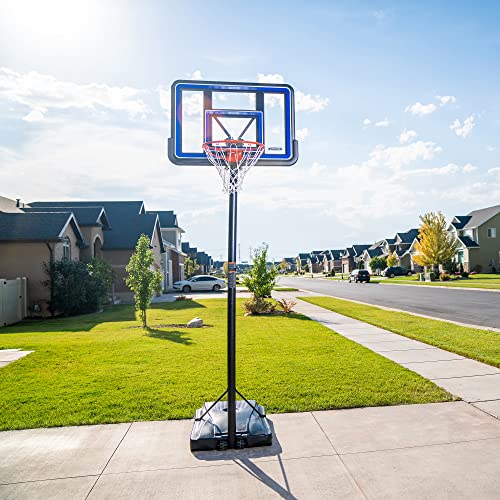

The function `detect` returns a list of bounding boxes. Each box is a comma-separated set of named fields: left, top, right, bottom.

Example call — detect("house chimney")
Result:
left=16, top=198, right=21, bottom=208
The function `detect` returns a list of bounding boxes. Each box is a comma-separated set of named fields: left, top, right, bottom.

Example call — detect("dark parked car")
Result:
left=348, top=269, right=371, bottom=283
left=383, top=266, right=413, bottom=278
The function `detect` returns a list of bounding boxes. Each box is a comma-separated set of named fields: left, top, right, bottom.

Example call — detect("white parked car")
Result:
left=173, top=275, right=226, bottom=293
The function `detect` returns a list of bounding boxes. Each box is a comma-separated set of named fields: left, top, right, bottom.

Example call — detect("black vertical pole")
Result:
left=227, top=170, right=238, bottom=449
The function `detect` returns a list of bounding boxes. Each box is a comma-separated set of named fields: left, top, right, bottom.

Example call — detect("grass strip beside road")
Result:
left=0, top=299, right=451, bottom=430
left=371, top=273, right=500, bottom=290
left=300, top=296, right=500, bottom=368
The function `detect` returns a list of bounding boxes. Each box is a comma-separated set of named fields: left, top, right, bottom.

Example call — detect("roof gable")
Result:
left=464, top=204, right=500, bottom=229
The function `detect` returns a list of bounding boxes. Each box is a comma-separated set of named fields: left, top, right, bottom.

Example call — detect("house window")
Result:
left=487, top=228, right=496, bottom=238
left=62, top=237, right=71, bottom=260
left=457, top=249, right=464, bottom=264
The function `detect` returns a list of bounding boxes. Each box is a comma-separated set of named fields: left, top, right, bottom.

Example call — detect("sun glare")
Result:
left=1, top=0, right=104, bottom=44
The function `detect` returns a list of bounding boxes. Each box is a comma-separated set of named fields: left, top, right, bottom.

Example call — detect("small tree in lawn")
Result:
left=184, top=256, right=198, bottom=278
left=126, top=234, right=162, bottom=328
left=243, top=243, right=278, bottom=298
left=413, top=211, right=458, bottom=273
left=369, top=256, right=387, bottom=274
left=386, top=251, right=398, bottom=267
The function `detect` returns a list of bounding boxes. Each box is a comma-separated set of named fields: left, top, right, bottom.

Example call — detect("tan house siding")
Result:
left=471, top=212, right=500, bottom=272
left=0, top=242, right=51, bottom=311
left=79, top=227, right=104, bottom=261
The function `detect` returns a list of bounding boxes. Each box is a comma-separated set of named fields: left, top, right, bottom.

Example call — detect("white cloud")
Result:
left=405, top=102, right=437, bottom=116
left=399, top=129, right=418, bottom=144
left=22, top=108, right=46, bottom=122
left=462, top=163, right=478, bottom=173
left=363, top=118, right=371, bottom=126
left=0, top=68, right=150, bottom=119
left=486, top=145, right=496, bottom=152
left=450, top=115, right=475, bottom=138
left=187, top=70, right=203, bottom=80
left=375, top=118, right=390, bottom=127
left=296, top=128, right=309, bottom=141
left=256, top=73, right=329, bottom=112
left=368, top=141, right=442, bottom=169
left=488, top=167, right=500, bottom=176
left=437, top=95, right=456, bottom=107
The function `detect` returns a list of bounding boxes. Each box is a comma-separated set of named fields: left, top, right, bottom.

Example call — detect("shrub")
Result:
left=242, top=297, right=276, bottom=315
left=243, top=243, right=278, bottom=298
left=276, top=299, right=297, bottom=314
left=439, top=272, right=451, bottom=281
left=43, top=259, right=112, bottom=317
left=461, top=271, right=469, bottom=278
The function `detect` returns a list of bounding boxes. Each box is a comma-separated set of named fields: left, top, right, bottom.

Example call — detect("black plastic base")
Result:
left=190, top=400, right=272, bottom=452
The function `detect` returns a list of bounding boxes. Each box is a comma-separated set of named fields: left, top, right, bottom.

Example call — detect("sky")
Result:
left=1, top=0, right=499, bottom=262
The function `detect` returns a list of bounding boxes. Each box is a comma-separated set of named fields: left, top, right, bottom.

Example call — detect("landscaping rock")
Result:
left=187, top=317, right=203, bottom=328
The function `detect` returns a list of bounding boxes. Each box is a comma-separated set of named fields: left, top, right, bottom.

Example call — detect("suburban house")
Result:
left=282, top=257, right=297, bottom=273
left=342, top=245, right=370, bottom=273
left=29, top=201, right=166, bottom=300
left=0, top=196, right=194, bottom=314
left=149, top=211, right=186, bottom=288
left=0, top=211, right=86, bottom=314
left=181, top=242, right=213, bottom=275
left=310, top=251, right=327, bottom=273
left=296, top=253, right=310, bottom=273
left=324, top=249, right=343, bottom=273
left=448, top=204, right=500, bottom=272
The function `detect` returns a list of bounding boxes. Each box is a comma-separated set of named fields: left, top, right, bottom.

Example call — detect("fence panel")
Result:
left=1, top=278, right=27, bottom=327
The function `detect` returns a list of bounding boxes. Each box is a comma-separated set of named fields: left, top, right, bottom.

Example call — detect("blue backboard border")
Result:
left=168, top=80, right=298, bottom=166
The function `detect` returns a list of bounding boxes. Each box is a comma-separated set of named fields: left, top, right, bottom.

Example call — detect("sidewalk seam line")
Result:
left=84, top=422, right=132, bottom=499
left=311, top=412, right=369, bottom=500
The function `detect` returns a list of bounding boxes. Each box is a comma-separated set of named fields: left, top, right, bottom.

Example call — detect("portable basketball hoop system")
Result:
left=168, top=80, right=298, bottom=451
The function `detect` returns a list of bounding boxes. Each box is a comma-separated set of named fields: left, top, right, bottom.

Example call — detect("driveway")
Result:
left=278, top=277, right=500, bottom=329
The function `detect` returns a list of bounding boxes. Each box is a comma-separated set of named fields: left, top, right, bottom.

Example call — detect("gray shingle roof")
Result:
left=23, top=206, right=110, bottom=228
left=458, top=235, right=480, bottom=248
left=396, top=229, right=419, bottom=244
left=29, top=201, right=159, bottom=250
left=352, top=244, right=370, bottom=255
left=0, top=212, right=84, bottom=244
left=147, top=210, right=178, bottom=228
left=464, top=204, right=500, bottom=229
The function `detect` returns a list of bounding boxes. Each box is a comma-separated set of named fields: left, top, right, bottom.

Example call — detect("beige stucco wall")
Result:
left=0, top=224, right=80, bottom=314
left=79, top=226, right=104, bottom=261
left=0, top=242, right=51, bottom=310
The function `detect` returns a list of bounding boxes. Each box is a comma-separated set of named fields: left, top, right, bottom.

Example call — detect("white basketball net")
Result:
left=203, top=140, right=265, bottom=193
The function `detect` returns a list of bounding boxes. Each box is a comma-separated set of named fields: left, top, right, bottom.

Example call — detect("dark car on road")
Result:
left=383, top=266, right=414, bottom=278
left=348, top=269, right=371, bottom=283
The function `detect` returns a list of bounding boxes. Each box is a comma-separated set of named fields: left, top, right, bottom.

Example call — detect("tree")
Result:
left=413, top=211, right=458, bottom=271
left=386, top=251, right=398, bottom=267
left=243, top=243, right=278, bottom=298
left=223, top=261, right=229, bottom=277
left=125, top=234, right=163, bottom=328
left=184, top=256, right=198, bottom=278
left=280, top=258, right=288, bottom=273
left=369, top=256, right=387, bottom=274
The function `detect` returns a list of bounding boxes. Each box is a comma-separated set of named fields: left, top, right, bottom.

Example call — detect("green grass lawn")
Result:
left=273, top=286, right=298, bottom=291
left=300, top=296, right=500, bottom=368
left=371, top=273, right=500, bottom=290
left=0, top=299, right=451, bottom=430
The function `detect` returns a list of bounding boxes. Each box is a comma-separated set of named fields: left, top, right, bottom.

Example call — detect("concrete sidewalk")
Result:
left=1, top=402, right=500, bottom=499
left=277, top=292, right=500, bottom=420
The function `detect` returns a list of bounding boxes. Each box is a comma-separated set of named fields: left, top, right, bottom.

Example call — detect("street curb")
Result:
left=283, top=290, right=500, bottom=333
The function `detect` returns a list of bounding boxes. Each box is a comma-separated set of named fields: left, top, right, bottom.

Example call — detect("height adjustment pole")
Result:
left=227, top=168, right=238, bottom=449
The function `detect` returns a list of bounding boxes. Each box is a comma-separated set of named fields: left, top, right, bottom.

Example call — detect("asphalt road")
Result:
left=278, top=276, right=500, bottom=329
